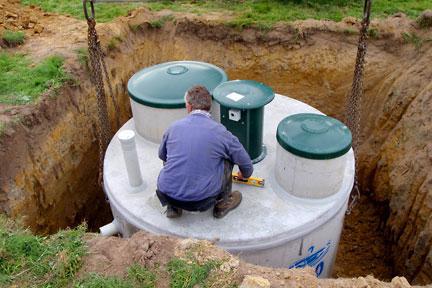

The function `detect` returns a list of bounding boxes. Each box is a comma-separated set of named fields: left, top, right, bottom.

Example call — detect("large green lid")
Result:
left=276, top=113, right=352, bottom=160
left=128, top=61, right=228, bottom=109
left=212, top=80, right=275, bottom=109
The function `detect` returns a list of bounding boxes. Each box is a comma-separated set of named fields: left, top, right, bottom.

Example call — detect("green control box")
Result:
left=213, top=80, right=275, bottom=163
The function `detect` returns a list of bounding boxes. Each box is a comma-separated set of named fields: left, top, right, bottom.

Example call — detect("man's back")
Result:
left=157, top=112, right=253, bottom=201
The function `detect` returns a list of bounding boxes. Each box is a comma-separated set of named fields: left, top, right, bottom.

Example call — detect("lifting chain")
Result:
left=83, top=0, right=121, bottom=187
left=345, top=0, right=372, bottom=215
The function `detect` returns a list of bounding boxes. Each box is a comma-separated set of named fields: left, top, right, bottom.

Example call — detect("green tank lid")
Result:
left=128, top=61, right=228, bottom=109
left=212, top=80, right=275, bottom=110
left=276, top=113, right=352, bottom=160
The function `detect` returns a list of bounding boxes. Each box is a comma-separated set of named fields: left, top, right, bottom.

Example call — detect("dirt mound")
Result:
left=82, top=231, right=412, bottom=288
left=0, top=0, right=47, bottom=47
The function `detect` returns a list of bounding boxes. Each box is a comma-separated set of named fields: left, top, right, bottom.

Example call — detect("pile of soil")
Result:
left=82, top=231, right=412, bottom=288
left=0, top=0, right=46, bottom=47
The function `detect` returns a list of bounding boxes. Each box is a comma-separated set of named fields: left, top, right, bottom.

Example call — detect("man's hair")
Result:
left=185, top=85, right=212, bottom=111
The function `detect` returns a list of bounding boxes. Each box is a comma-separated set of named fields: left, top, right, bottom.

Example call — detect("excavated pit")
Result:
left=1, top=8, right=431, bottom=284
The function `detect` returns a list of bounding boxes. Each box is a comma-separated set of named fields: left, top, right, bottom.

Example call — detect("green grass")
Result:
left=0, top=216, right=232, bottom=287
left=146, top=0, right=432, bottom=28
left=402, top=32, right=432, bottom=51
left=0, top=216, right=86, bottom=287
left=2, top=30, right=25, bottom=46
left=75, top=47, right=89, bottom=67
left=167, top=258, right=218, bottom=288
left=21, top=0, right=141, bottom=23
left=19, top=0, right=432, bottom=27
left=75, top=264, right=156, bottom=288
left=107, top=36, right=123, bottom=51
left=0, top=122, right=6, bottom=137
left=0, top=53, right=69, bottom=105
left=149, top=14, right=175, bottom=28
left=0, top=215, right=158, bottom=287
left=368, top=28, right=379, bottom=38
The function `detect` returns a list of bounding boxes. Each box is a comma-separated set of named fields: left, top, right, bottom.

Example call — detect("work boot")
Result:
left=213, top=191, right=242, bottom=219
left=166, top=205, right=182, bottom=218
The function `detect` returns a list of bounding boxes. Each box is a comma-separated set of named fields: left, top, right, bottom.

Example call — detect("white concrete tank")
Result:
left=103, top=87, right=355, bottom=277
left=275, top=113, right=352, bottom=199
left=127, top=61, right=228, bottom=143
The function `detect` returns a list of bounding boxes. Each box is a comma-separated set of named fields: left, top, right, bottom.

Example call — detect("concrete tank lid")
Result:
left=213, top=80, right=275, bottom=110
left=276, top=113, right=352, bottom=160
left=127, top=61, right=228, bottom=109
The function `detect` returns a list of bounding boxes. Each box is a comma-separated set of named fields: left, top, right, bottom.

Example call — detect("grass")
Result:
left=21, top=0, right=141, bottom=23
left=75, top=264, right=156, bottom=288
left=368, top=28, right=379, bottom=39
left=149, top=14, right=175, bottom=28
left=402, top=32, right=432, bottom=51
left=72, top=254, right=224, bottom=288
left=20, top=0, right=432, bottom=27
left=167, top=258, right=219, bottom=288
left=0, top=122, right=6, bottom=137
left=145, top=0, right=432, bottom=28
left=402, top=32, right=423, bottom=50
left=0, top=216, right=231, bottom=287
left=75, top=47, right=89, bottom=67
left=0, top=215, right=157, bottom=287
left=0, top=216, right=86, bottom=287
left=0, top=53, right=69, bottom=105
left=1, top=30, right=25, bottom=46
left=107, top=36, right=123, bottom=51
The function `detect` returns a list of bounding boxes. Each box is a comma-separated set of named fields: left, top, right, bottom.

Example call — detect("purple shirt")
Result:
left=157, top=111, right=253, bottom=201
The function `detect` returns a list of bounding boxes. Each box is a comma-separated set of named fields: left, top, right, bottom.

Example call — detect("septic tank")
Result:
left=102, top=62, right=355, bottom=278
left=127, top=61, right=227, bottom=142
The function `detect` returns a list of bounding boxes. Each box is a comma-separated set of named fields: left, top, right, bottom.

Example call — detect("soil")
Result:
left=1, top=0, right=432, bottom=285
left=82, top=231, right=412, bottom=288
left=333, top=196, right=394, bottom=280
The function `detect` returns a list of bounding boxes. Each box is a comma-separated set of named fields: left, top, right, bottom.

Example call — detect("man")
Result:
left=156, top=85, right=253, bottom=219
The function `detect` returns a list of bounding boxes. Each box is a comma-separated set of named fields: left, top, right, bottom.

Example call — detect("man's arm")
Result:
left=158, top=129, right=169, bottom=162
left=224, top=131, right=253, bottom=178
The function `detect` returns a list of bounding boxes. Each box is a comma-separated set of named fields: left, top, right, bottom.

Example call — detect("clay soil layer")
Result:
left=1, top=0, right=432, bottom=285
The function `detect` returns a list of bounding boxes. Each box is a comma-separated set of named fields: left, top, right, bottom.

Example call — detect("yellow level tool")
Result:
left=232, top=173, right=265, bottom=187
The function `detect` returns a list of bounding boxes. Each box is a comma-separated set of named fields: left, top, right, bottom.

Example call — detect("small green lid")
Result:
left=276, top=113, right=352, bottom=160
left=128, top=61, right=228, bottom=109
left=212, top=80, right=275, bottom=110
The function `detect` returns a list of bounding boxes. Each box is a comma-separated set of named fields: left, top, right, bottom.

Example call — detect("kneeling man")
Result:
left=156, top=85, right=253, bottom=218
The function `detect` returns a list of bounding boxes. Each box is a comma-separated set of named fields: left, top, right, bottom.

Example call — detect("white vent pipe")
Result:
left=100, top=219, right=120, bottom=236
left=118, top=130, right=143, bottom=187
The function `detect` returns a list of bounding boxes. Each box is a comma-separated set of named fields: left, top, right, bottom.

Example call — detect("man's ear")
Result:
left=186, top=102, right=192, bottom=113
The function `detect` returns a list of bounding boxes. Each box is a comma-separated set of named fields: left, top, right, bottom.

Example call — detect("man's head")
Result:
left=185, top=85, right=212, bottom=113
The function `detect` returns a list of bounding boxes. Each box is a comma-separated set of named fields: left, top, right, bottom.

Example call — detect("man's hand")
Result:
left=237, top=170, right=248, bottom=180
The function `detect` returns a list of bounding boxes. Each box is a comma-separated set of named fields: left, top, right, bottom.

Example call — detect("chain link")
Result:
left=345, top=0, right=372, bottom=215
left=85, top=6, right=120, bottom=187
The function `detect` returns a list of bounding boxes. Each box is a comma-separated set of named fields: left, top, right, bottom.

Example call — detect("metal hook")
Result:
left=363, top=0, right=372, bottom=24
left=83, top=0, right=96, bottom=21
